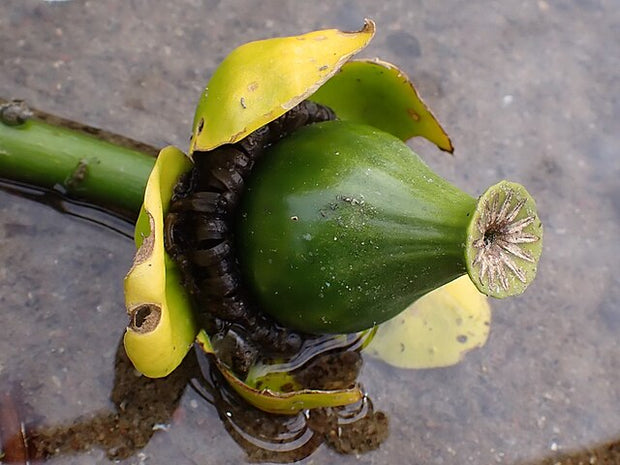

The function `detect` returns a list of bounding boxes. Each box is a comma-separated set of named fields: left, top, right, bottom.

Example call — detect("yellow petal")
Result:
left=123, top=146, right=197, bottom=378
left=190, top=20, right=375, bottom=153
left=196, top=331, right=363, bottom=415
left=366, top=276, right=491, bottom=369
left=311, top=59, right=453, bottom=152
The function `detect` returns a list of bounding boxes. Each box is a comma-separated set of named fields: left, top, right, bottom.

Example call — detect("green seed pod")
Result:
left=237, top=120, right=542, bottom=334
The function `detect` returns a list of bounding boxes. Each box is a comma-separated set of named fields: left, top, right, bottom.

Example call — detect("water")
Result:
left=1, top=1, right=619, bottom=463
left=0, top=184, right=386, bottom=463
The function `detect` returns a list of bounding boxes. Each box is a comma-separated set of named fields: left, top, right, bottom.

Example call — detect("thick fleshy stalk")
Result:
left=0, top=99, right=156, bottom=219
left=237, top=121, right=543, bottom=333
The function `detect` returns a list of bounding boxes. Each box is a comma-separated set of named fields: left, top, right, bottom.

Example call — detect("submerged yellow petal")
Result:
left=190, top=20, right=375, bottom=153
left=311, top=59, right=453, bottom=152
left=196, top=331, right=363, bottom=415
left=366, top=276, right=491, bottom=369
left=123, top=146, right=197, bottom=378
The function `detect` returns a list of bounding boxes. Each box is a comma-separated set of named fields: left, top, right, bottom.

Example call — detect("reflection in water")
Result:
left=193, top=358, right=324, bottom=463
left=0, top=337, right=388, bottom=463
left=1, top=339, right=191, bottom=462
left=0, top=390, right=29, bottom=464
left=1, top=338, right=619, bottom=464
left=0, top=178, right=388, bottom=463
left=0, top=179, right=135, bottom=239
left=519, top=440, right=620, bottom=465
left=306, top=396, right=388, bottom=455
left=193, top=348, right=388, bottom=462
left=244, top=330, right=373, bottom=393
left=1, top=171, right=618, bottom=465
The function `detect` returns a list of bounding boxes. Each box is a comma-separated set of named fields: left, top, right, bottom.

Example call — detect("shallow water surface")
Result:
left=1, top=1, right=619, bottom=464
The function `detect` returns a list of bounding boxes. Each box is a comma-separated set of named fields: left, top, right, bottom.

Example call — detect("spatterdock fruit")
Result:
left=237, top=120, right=542, bottom=334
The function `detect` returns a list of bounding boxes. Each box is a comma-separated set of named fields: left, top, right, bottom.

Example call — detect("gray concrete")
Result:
left=0, top=1, right=618, bottom=464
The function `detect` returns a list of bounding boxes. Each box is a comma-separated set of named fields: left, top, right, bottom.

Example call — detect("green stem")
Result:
left=0, top=100, right=543, bottom=302
left=0, top=100, right=156, bottom=219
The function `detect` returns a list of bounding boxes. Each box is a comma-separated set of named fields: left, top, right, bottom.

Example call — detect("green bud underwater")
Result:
left=237, top=120, right=543, bottom=334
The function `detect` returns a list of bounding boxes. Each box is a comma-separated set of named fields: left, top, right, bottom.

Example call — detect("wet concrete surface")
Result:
left=0, top=1, right=619, bottom=464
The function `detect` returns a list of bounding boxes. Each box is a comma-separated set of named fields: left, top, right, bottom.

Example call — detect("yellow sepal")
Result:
left=123, top=146, right=197, bottom=378
left=197, top=331, right=363, bottom=415
left=366, top=276, right=491, bottom=369
left=190, top=20, right=375, bottom=153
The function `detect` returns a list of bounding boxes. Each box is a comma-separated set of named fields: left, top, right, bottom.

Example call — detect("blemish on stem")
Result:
left=0, top=100, right=32, bottom=126
left=65, top=159, right=89, bottom=191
